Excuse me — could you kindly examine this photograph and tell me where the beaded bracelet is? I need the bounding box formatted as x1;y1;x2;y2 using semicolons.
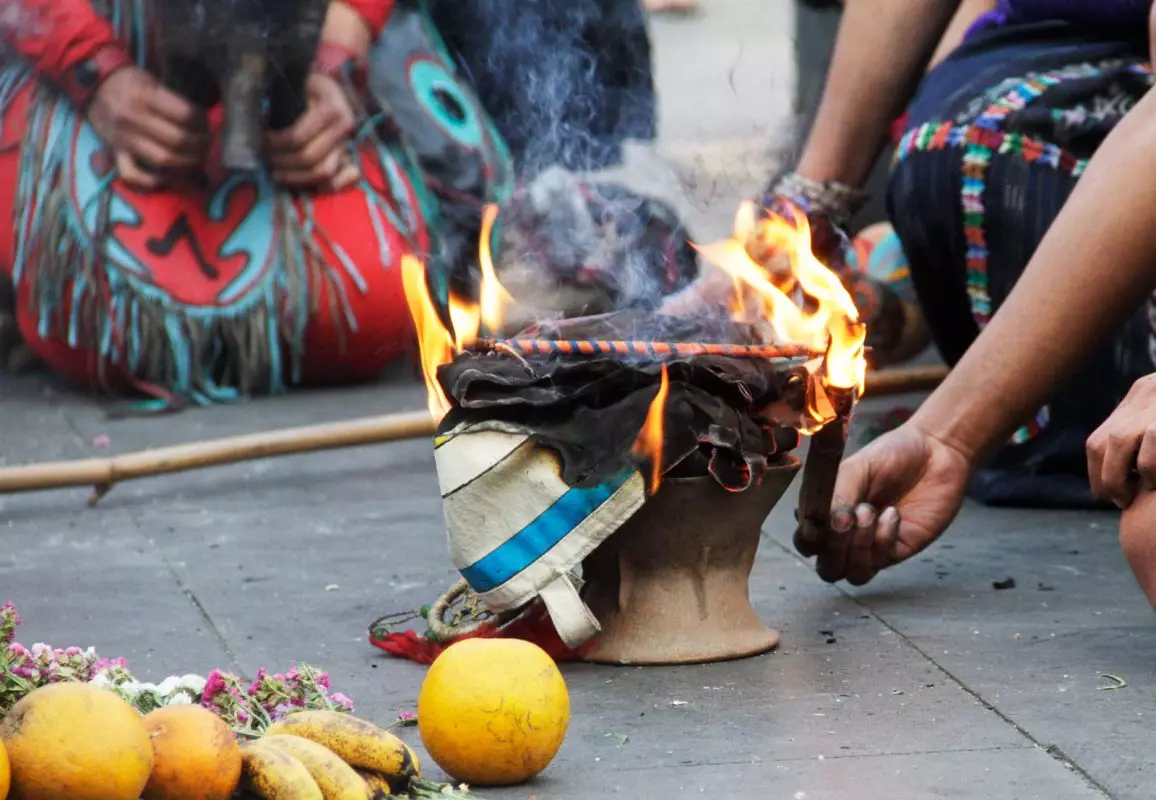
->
766;171;869;226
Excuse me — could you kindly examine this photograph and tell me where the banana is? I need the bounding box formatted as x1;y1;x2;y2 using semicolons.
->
260;734;370;800
265;711;421;786
241;739;325;800
354;768;394;798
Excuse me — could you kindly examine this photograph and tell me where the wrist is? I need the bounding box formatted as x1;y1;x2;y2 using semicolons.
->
60;44;134;111
765;170;869;227
908;389;991;471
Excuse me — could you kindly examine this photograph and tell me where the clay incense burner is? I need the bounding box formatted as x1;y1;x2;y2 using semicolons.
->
580;457;801;666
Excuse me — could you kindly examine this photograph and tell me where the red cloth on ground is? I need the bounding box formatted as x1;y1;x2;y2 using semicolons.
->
369;601;594;665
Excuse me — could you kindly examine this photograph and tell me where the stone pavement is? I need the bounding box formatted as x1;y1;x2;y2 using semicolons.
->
1;2;1152;799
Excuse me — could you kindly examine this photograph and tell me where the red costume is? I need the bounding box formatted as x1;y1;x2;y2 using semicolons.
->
0;0;425;404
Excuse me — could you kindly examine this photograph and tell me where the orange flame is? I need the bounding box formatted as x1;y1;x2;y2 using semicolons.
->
478;204;516;333
403;197;866;445
694;200;867;431
402;204;518;424
401;254;454;422
632;365;670;495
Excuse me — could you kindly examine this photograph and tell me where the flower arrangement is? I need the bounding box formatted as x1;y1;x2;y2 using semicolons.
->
1;602;479;798
0;602;351;735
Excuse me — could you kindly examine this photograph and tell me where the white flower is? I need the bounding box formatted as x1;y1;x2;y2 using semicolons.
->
88;673;114;689
179;674;206;694
163;693;193;706
155;676;182;696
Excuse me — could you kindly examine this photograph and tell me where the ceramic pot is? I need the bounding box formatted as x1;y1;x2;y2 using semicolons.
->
580;456;801;665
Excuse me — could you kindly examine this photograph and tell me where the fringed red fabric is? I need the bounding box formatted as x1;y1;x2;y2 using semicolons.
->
369;601;595;664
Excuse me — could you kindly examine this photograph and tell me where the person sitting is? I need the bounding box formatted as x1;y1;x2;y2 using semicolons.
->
777;0;1156;604
0;0;666;410
759;0;1153;508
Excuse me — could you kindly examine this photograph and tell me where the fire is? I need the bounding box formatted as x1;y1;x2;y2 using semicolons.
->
403;195;865;478
695;200;867;430
478;204;515;332
632;365;670;495
402;203;514;424
401;254;455;421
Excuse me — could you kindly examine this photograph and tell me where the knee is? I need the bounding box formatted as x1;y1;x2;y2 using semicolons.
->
1119;489;1156;607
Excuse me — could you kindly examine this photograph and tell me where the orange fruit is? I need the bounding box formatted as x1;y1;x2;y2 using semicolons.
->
142;705;242;800
417;639;570;786
0;737;10;800
0;683;153;800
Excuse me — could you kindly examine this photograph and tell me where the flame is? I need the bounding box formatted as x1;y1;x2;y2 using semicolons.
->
479;204;516;333
404;195;865;448
401;254;454;422
694;200;867;430
632;365;670;495
402;204;519;425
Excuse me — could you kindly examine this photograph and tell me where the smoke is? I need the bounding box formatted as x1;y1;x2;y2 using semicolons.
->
428;0;656;176
493;166;703;337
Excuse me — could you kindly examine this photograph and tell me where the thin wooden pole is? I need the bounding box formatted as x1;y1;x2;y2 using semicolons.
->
0;410;435;505
0;365;947;506
864;364;949;396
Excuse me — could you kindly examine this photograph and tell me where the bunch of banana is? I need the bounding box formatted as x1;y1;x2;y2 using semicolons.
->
240;710;423;799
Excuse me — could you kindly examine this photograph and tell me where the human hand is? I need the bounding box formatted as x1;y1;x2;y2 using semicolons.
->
794;422;973;585
86;67;210;190
1087;373;1156;509
264;73;360;193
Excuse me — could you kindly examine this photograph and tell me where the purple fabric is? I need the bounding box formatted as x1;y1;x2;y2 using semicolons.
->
966;0;1149;39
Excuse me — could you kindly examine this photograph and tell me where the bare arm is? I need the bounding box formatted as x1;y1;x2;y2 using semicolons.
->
796;0;962;188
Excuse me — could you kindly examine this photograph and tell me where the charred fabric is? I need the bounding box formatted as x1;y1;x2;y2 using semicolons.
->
435;310;819;494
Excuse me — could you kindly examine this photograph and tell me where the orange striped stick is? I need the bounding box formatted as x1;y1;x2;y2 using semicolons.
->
470;338;819;360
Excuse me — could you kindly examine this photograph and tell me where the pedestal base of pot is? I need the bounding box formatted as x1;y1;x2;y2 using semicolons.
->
579;457;801;665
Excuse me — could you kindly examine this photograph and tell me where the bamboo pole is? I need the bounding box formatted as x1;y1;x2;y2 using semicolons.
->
0;410;435;505
864;364;949;396
0;365;948;506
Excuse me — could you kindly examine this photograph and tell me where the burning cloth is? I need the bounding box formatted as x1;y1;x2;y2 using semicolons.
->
430;312;807;647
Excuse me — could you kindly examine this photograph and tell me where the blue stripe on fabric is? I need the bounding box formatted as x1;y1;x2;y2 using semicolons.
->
460;469;635;593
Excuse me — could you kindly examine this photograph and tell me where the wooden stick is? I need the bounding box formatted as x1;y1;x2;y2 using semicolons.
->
0;364;949;506
0;410;435;506
797;387;855;532
864;364;949;396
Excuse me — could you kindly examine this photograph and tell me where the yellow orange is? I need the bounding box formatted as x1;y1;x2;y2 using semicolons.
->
0;737;10;800
417;639;569;786
142;705;242;800
0;683;153;800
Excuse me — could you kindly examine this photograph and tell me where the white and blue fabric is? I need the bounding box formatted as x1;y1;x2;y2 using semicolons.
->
434;421;646;647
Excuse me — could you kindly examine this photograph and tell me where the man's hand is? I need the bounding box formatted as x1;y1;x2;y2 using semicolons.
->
265;73;359;193
794;422;973;585
1087;374;1156;509
86;67;209;190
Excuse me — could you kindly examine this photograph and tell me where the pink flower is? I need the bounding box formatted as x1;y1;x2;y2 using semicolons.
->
331;693;354;711
202;670;229;701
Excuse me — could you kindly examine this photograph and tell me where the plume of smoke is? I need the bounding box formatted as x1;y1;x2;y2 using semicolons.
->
429;0;656;175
